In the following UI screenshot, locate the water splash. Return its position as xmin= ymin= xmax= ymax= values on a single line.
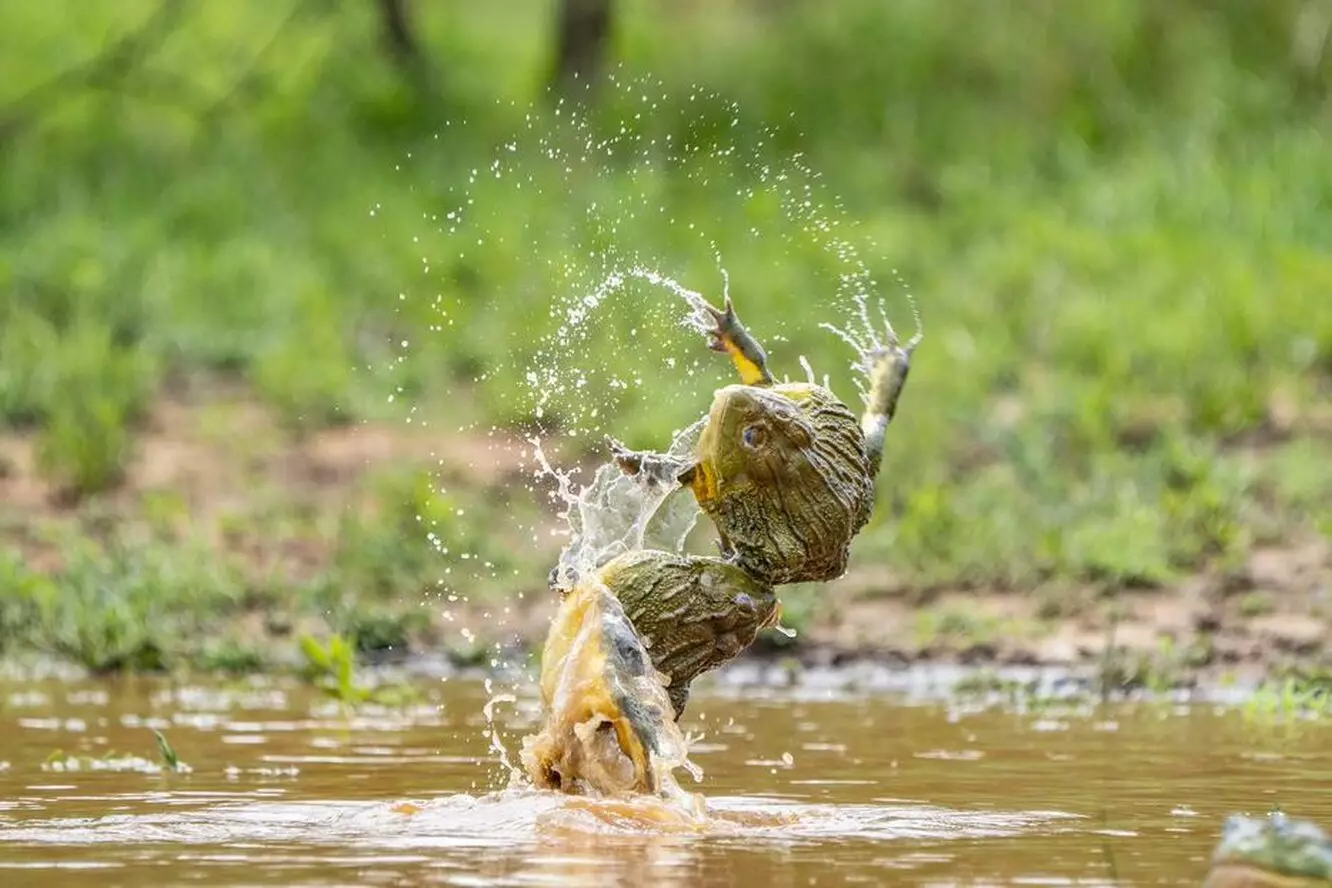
xmin=517 ymin=578 xmax=706 ymax=813
xmin=525 ymin=264 xmax=727 ymax=432
xmin=820 ymin=283 xmax=925 ymax=409
xmin=531 ymin=422 xmax=704 ymax=594
xmin=379 ymin=72 xmax=924 ymax=796
xmin=481 ymin=680 xmax=522 ymax=787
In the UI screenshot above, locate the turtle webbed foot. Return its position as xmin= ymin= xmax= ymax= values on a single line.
xmin=702 ymin=296 xmax=774 ymax=387
xmin=608 ymin=436 xmax=645 ymax=476
xmin=548 ymin=563 xmax=578 ymax=595
xmin=860 ymin=342 xmax=914 ymax=479
xmin=607 ymin=437 xmax=694 ymax=490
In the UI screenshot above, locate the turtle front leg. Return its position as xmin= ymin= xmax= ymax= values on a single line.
xmin=606 ymin=437 xmax=695 ymax=489
xmin=861 ymin=337 xmax=915 ymax=479
xmin=702 ymin=297 xmax=774 ymax=387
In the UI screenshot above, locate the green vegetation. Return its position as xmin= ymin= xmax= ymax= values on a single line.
xmin=153 ymin=729 xmax=188 ymax=773
xmin=43 ymin=730 xmax=194 ymax=774
xmin=1246 ymin=674 xmax=1332 ymax=720
xmin=2 ymin=1 xmax=1330 ymax=676
xmin=912 ymin=605 xmax=1024 ymax=652
xmin=299 ymin=632 xmax=421 ymax=707
xmin=1239 ymin=592 xmax=1276 ymax=619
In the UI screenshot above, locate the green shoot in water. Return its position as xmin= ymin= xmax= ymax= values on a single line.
xmin=154 ymin=729 xmax=182 ymax=772
xmin=1244 ymin=675 xmax=1332 ymax=722
xmin=299 ymin=633 xmax=369 ymax=706
xmin=41 ymin=735 xmax=191 ymax=774
xmin=297 ymin=632 xmax=421 ymax=709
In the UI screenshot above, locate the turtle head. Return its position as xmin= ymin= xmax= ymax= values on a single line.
xmin=680 ymin=382 xmax=874 ymax=585
xmin=679 ymin=384 xmax=817 ymax=505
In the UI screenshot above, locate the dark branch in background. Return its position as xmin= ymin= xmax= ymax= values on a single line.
xmin=0 ymin=0 xmax=186 ymax=141
xmin=200 ymin=0 xmax=327 ymax=126
xmin=0 ymin=0 xmax=341 ymax=143
xmin=371 ymin=0 xmax=437 ymax=93
xmin=550 ymin=0 xmax=614 ymax=100
xmin=377 ymin=0 xmax=420 ymax=64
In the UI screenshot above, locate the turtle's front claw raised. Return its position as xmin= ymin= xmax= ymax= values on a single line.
xmin=699 ymin=295 xmax=774 ymax=387
xmin=608 ymin=437 xmax=695 ymax=489
xmin=703 ymin=297 xmax=740 ymax=353
xmin=606 ymin=436 xmax=643 ymax=477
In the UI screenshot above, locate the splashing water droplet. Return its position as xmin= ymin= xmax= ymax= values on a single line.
xmin=383 ymin=73 xmax=923 ymax=798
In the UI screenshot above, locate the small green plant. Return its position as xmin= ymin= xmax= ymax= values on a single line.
xmin=1144 ymin=636 xmax=1182 ymax=695
xmin=298 ymin=632 xmax=422 ymax=708
xmin=343 ymin=606 xmax=430 ymax=656
xmin=951 ymin=669 xmax=1035 ymax=702
xmin=35 ymin=396 xmax=133 ymax=500
xmin=31 ymin=324 xmax=157 ymax=500
xmin=154 ymin=729 xmax=190 ymax=773
xmin=299 ymin=633 xmax=369 ymax=705
xmin=191 ymin=638 xmax=268 ymax=674
xmin=1244 ymin=675 xmax=1332 ymax=721
xmin=1238 ymin=592 xmax=1275 ymax=619
xmin=913 ymin=605 xmax=1004 ymax=650
xmin=43 ymin=736 xmax=192 ymax=775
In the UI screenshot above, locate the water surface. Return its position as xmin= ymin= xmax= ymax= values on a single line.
xmin=0 ymin=674 xmax=1327 ymax=886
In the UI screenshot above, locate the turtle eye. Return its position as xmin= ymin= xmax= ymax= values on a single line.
xmin=740 ymin=423 xmax=767 ymax=450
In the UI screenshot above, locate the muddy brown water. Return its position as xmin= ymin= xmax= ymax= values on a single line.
xmin=0 ymin=672 xmax=1328 ymax=887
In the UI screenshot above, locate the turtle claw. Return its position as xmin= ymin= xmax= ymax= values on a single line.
xmin=707 ymin=296 xmax=748 ymax=343
xmin=608 ymin=437 xmax=694 ymax=489
xmin=607 ymin=436 xmax=643 ymax=477
xmin=698 ymin=296 xmax=773 ymax=387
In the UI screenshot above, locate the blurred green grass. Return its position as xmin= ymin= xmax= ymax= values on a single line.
xmin=1 ymin=0 xmax=1330 ymax=671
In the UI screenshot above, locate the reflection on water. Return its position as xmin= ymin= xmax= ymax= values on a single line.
xmin=0 ymin=673 xmax=1328 ymax=886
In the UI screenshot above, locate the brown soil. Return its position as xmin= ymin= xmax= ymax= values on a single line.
xmin=799 ymin=538 xmax=1330 ymax=678
xmin=0 ymin=382 xmax=543 ymax=578
xmin=2 ymin=387 xmax=1328 ymax=678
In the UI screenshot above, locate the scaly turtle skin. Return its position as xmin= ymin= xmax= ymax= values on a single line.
xmin=597 ymin=548 xmax=778 ymax=716
xmin=530 ymin=294 xmax=916 ymax=796
xmin=1204 ymin=812 xmax=1332 ymax=888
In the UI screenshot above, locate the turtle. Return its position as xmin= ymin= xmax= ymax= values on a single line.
xmin=1204 ymin=812 xmax=1332 ymax=888
xmin=595 ymin=295 xmax=915 ymax=715
xmin=610 ymin=295 xmax=913 ymax=587
xmin=579 ymin=547 xmax=780 ymax=718
xmin=527 ymin=293 xmax=916 ymax=795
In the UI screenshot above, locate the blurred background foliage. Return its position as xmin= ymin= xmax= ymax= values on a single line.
xmin=1 ymin=0 xmax=1329 ymax=671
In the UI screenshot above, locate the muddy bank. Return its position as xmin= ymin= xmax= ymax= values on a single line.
xmin=761 ymin=537 xmax=1331 ymax=680
xmin=403 ymin=532 xmax=1331 ymax=690
xmin=1 ymin=391 xmax=1328 ymax=688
